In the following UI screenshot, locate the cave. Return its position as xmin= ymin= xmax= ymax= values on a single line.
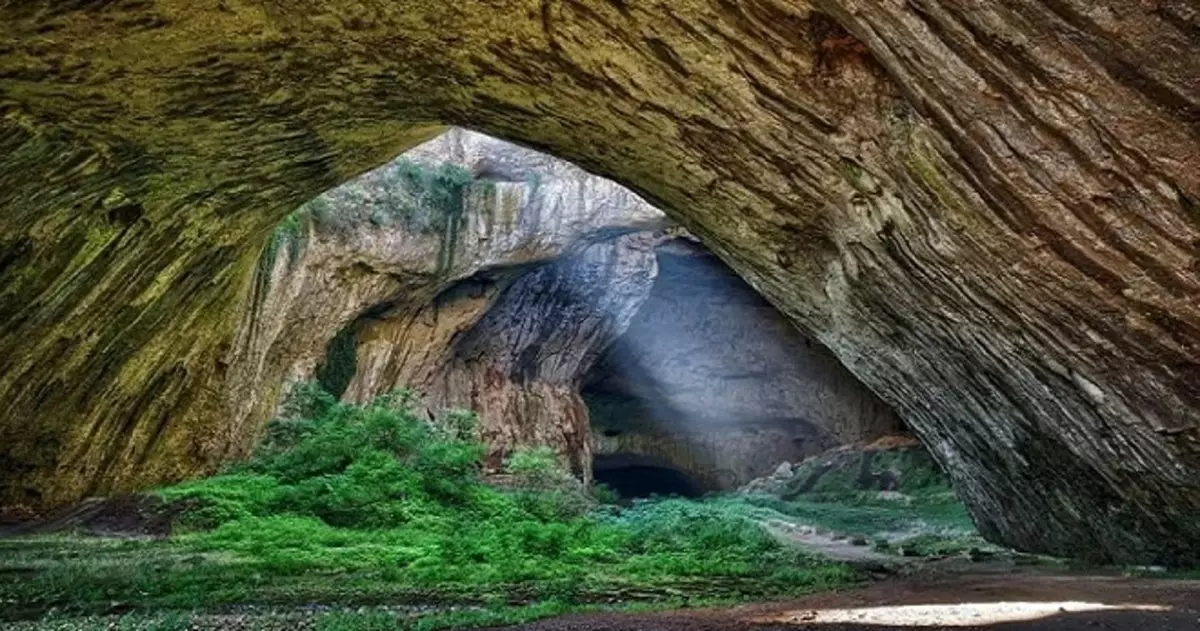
xmin=581 ymin=237 xmax=901 ymax=490
xmin=592 ymin=455 xmax=703 ymax=499
xmin=1 ymin=2 xmax=1198 ymax=566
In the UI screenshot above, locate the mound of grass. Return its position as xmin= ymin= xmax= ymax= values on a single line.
xmin=0 ymin=386 xmax=856 ymax=627
xmin=730 ymin=438 xmax=1002 ymax=559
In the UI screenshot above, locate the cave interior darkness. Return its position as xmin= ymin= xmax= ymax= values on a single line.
xmin=591 ymin=456 xmax=703 ymax=499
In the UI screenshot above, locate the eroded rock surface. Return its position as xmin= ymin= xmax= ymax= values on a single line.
xmin=0 ymin=1 xmax=1197 ymax=562
xmin=352 ymin=231 xmax=666 ymax=478
xmin=587 ymin=241 xmax=902 ymax=489
xmin=353 ymin=234 xmax=901 ymax=485
xmin=227 ymin=128 xmax=666 ymax=458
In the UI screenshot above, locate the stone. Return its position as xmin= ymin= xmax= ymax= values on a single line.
xmin=223 ymin=128 xmax=668 ymax=466
xmin=363 ymin=230 xmax=666 ymax=478
xmin=0 ymin=0 xmax=1196 ymax=563
xmin=585 ymin=242 xmax=902 ymax=489
xmin=349 ymin=229 xmax=900 ymax=482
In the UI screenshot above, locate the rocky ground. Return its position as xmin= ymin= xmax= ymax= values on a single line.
xmin=6 ymin=569 xmax=1195 ymax=630
xmin=4 ymin=426 xmax=1194 ymax=631
xmin=484 ymin=572 xmax=1200 ymax=631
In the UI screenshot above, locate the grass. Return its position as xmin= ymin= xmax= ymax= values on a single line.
xmin=0 ymin=386 xmax=858 ymax=629
xmin=2 ymin=599 xmax=716 ymax=631
xmin=721 ymin=442 xmax=1019 ymax=562
xmin=738 ymin=491 xmax=973 ymax=536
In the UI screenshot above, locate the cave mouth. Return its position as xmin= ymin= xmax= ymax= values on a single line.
xmin=593 ymin=455 xmax=703 ymax=499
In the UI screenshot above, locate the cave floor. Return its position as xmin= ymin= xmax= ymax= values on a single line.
xmin=485 ymin=571 xmax=1200 ymax=630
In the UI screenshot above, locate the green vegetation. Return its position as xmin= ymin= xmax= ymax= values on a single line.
xmin=358 ymin=160 xmax=476 ymax=271
xmin=730 ymin=439 xmax=1010 ymax=561
xmin=0 ymin=386 xmax=857 ymax=629
xmin=257 ymin=210 xmax=306 ymax=281
xmin=256 ymin=159 xmax=479 ymax=291
xmin=738 ymin=491 xmax=973 ymax=537
xmin=0 ymin=388 xmax=1034 ymax=630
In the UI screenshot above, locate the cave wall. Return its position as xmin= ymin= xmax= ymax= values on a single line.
xmin=0 ymin=1 xmax=1196 ymax=563
xmin=590 ymin=425 xmax=809 ymax=492
xmin=228 ymin=128 xmax=667 ymax=457
xmin=586 ymin=241 xmax=903 ymax=489
xmin=0 ymin=124 xmax=666 ymax=513
xmin=357 ymin=236 xmax=902 ymax=484
xmin=379 ymin=232 xmax=665 ymax=477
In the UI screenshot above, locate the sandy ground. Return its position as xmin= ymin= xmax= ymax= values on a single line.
xmin=761 ymin=519 xmax=898 ymax=566
xmin=486 ymin=572 xmax=1200 ymax=630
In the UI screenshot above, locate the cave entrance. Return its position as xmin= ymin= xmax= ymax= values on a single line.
xmin=592 ymin=454 xmax=702 ymax=499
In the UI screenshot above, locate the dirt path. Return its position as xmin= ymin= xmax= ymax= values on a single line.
xmin=761 ymin=518 xmax=899 ymax=566
xmin=487 ymin=572 xmax=1200 ymax=630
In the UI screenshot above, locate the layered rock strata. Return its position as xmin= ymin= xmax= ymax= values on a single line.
xmin=1 ymin=1 xmax=1196 ymax=562
xmin=587 ymin=241 xmax=902 ymax=489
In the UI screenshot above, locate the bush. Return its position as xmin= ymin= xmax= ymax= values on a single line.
xmin=591 ymin=483 xmax=621 ymax=505
xmin=26 ymin=385 xmax=860 ymax=617
xmin=160 ymin=385 xmax=486 ymax=530
xmin=506 ymin=446 xmax=564 ymax=488
xmin=505 ymin=446 xmax=593 ymax=520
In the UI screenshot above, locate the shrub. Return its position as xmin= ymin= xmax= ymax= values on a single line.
xmin=158 ymin=385 xmax=487 ymax=530
xmin=32 ymin=385 xmax=862 ymax=618
xmin=591 ymin=483 xmax=621 ymax=505
xmin=504 ymin=446 xmax=593 ymax=520
xmin=505 ymin=446 xmax=564 ymax=488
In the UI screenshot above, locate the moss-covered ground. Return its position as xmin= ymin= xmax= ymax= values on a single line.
xmin=0 ymin=387 xmax=858 ymax=630
xmin=3 ymin=386 xmax=1087 ymax=630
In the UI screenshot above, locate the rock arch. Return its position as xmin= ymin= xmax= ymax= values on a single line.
xmin=0 ymin=2 xmax=1197 ymax=563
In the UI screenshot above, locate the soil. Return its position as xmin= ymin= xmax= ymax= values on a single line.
xmin=0 ymin=494 xmax=179 ymax=538
xmin=486 ymin=572 xmax=1200 ymax=630
xmin=762 ymin=519 xmax=897 ymax=567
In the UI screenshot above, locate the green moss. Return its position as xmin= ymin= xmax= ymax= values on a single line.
xmin=903 ymin=137 xmax=974 ymax=219
xmin=254 ymin=159 xmax=480 ymax=288
xmin=836 ymin=158 xmax=869 ymax=194
xmin=384 ymin=160 xmax=473 ymax=238
xmin=0 ymin=390 xmax=857 ymax=624
xmin=257 ymin=211 xmax=306 ymax=280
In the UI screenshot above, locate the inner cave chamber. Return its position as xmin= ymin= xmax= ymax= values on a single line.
xmin=1 ymin=1 xmax=1197 ymax=565
xmin=256 ymin=129 xmax=904 ymax=501
xmin=579 ymin=238 xmax=904 ymax=496
xmin=591 ymin=454 xmax=703 ymax=499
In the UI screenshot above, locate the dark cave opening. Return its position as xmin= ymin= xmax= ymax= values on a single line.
xmin=593 ymin=456 xmax=702 ymax=499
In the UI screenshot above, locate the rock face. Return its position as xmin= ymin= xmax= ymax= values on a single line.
xmin=350 ymin=231 xmax=666 ymax=478
xmin=587 ymin=241 xmax=902 ymax=489
xmin=353 ymin=234 xmax=902 ymax=486
xmin=0 ymin=125 xmax=666 ymax=511
xmin=738 ymin=435 xmax=942 ymax=500
xmin=0 ymin=2 xmax=1197 ymax=563
xmin=227 ymin=128 xmax=667 ymax=459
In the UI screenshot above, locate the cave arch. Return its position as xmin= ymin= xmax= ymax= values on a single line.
xmin=0 ymin=2 xmax=1197 ymax=563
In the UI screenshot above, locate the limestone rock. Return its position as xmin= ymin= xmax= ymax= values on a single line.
xmin=585 ymin=241 xmax=903 ymax=489
xmin=353 ymin=231 xmax=903 ymax=486
xmin=0 ymin=1 xmax=1196 ymax=563
xmin=225 ymin=128 xmax=669 ymax=459
xmin=353 ymin=231 xmax=667 ymax=477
